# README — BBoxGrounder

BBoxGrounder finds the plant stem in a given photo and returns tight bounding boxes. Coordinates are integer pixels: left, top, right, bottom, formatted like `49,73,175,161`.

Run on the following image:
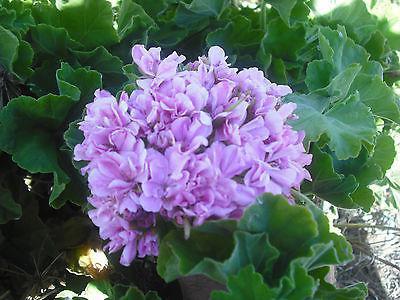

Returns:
351,242,400,273
261,0,267,33
334,223,400,232
291,189,314,205
0,291,10,300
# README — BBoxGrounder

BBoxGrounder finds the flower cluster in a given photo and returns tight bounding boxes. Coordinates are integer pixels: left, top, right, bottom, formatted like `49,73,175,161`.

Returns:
74,45,312,266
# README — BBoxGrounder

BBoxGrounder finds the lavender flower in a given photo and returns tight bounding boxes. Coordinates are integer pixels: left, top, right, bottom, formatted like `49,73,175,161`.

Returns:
74,45,312,266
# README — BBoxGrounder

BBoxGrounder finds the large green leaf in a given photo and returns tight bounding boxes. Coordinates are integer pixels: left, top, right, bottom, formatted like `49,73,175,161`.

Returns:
117,0,155,40
0,94,74,207
262,17,305,61
319,26,369,74
330,134,396,211
0,62,100,207
302,146,358,208
0,0,34,36
301,199,353,266
348,74,400,123
58,0,119,49
206,15,263,55
364,30,385,59
372,134,396,174
0,6,17,30
56,62,102,122
311,267,368,300
265,0,301,26
13,40,33,80
316,0,377,43
307,26,400,124
286,92,376,159
238,195,318,264
31,23,81,57
0,25,18,72
72,46,125,91
72,46,123,75
186,0,229,17
174,3,211,31
275,263,315,300
305,59,332,91
65,281,161,300
158,193,355,292
157,220,236,283
211,265,276,300
132,0,167,19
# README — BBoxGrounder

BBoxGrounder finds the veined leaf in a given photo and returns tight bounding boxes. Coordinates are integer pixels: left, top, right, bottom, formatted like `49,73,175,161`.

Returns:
211,265,276,300
0,25,18,73
286,92,376,159
302,146,358,208
58,0,118,49
117,0,155,40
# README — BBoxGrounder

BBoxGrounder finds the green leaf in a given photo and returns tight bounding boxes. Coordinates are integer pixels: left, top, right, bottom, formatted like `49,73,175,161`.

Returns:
0,62,98,208
323,64,361,99
312,267,368,299
221,231,279,280
13,40,33,80
0,25,18,72
174,4,210,30
72,46,123,75
56,62,102,122
372,134,396,174
276,263,315,299
58,0,118,49
286,92,376,159
117,0,155,40
206,15,263,54
132,0,167,19
349,186,374,212
114,285,161,300
364,30,385,59
317,0,377,43
30,0,61,26
79,281,160,300
0,94,76,207
305,60,332,91
64,120,84,152
211,265,276,300
348,74,400,123
30,58,60,96
238,194,318,268
262,17,305,61
302,146,358,208
31,24,81,57
330,134,396,211
157,220,236,283
319,26,369,74
0,186,21,224
0,7,16,29
149,23,188,47
270,58,288,84
186,0,229,18
302,199,354,265
0,0,34,36
265,0,300,26
72,46,125,92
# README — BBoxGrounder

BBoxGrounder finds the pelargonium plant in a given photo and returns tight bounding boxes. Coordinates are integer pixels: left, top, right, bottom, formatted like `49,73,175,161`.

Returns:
74,45,312,266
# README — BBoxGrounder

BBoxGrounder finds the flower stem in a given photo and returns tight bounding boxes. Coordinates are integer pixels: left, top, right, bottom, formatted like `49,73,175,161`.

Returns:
261,0,267,33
